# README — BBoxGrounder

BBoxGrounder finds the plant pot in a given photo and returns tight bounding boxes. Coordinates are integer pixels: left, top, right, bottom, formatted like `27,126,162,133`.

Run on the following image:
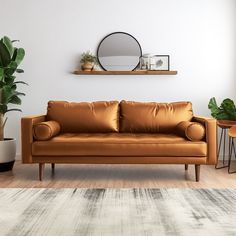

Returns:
0,138,16,172
217,120,236,129
81,62,94,71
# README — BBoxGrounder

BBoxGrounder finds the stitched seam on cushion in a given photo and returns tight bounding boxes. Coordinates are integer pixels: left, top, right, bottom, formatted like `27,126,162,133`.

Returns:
43,141,206,144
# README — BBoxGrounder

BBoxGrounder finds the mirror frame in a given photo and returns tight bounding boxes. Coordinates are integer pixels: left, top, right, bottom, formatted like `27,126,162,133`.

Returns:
97,32,142,71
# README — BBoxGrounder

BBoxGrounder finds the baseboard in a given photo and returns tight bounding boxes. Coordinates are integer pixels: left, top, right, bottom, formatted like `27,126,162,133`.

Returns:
16,153,21,161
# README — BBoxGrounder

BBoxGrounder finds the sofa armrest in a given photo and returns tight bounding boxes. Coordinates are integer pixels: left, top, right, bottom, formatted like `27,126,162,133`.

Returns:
21,115,46,163
192,116,217,164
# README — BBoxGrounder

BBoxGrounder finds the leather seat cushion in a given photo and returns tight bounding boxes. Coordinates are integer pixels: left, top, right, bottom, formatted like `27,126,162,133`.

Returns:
32,133,207,157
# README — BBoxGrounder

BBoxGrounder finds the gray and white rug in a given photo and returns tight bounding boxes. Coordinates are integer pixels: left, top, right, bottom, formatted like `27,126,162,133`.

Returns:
0,188,236,236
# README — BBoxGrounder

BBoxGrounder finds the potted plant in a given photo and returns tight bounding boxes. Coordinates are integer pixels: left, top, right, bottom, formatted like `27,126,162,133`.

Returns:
0,36,26,172
208,97,236,125
80,51,97,71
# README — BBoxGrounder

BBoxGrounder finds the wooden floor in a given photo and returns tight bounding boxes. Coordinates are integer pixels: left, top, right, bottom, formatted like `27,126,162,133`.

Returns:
0,161,236,188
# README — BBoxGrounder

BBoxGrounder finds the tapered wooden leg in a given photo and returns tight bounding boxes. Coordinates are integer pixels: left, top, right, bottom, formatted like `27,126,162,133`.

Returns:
51,163,55,172
195,164,200,182
185,164,188,170
39,163,45,181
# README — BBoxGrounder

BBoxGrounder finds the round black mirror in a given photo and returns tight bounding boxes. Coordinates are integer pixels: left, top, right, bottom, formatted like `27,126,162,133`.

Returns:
97,32,142,71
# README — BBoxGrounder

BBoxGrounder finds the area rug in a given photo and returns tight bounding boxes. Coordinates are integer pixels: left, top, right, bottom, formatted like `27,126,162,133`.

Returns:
0,188,236,236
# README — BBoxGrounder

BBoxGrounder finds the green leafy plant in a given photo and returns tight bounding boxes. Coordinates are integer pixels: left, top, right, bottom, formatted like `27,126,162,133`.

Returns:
208,97,236,120
0,36,26,140
80,51,97,64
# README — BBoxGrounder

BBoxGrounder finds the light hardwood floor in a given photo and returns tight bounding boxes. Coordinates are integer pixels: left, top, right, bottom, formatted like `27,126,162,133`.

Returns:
0,161,236,188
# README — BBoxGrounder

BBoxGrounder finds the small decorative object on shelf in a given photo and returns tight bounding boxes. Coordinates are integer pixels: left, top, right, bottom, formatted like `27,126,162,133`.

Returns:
140,54,151,70
150,55,169,71
80,51,97,71
140,54,170,71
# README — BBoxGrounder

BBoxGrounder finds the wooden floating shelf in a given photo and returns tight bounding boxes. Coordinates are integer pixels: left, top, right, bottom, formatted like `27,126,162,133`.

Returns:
74,70,178,75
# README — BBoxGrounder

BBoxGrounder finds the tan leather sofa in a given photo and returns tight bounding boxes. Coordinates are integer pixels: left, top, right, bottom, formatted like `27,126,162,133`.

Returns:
21,100,217,181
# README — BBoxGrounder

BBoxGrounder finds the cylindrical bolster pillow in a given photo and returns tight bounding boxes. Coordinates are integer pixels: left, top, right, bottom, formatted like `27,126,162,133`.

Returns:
33,121,60,141
176,121,205,141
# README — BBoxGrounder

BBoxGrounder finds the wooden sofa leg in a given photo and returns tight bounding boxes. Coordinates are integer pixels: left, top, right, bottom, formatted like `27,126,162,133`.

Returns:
51,163,55,173
39,163,45,181
185,164,188,170
195,164,200,182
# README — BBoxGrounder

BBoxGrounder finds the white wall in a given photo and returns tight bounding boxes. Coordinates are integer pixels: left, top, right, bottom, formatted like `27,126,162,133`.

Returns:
0,0,236,156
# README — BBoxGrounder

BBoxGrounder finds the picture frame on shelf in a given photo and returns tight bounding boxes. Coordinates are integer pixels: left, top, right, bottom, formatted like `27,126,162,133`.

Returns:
149,55,170,71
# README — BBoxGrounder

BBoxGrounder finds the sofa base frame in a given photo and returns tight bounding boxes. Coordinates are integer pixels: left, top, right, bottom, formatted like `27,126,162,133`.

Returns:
38,163,201,182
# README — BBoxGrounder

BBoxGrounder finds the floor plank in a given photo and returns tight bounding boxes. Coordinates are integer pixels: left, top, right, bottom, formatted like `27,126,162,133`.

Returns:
0,161,236,188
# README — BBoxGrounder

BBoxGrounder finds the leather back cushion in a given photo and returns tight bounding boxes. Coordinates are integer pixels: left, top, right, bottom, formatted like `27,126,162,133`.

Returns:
120,101,193,133
47,101,119,133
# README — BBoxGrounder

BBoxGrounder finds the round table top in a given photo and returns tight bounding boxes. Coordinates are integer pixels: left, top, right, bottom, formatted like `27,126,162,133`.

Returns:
217,120,236,129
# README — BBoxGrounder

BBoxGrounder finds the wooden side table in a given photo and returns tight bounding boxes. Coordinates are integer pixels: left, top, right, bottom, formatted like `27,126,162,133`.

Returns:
228,126,236,173
215,120,236,169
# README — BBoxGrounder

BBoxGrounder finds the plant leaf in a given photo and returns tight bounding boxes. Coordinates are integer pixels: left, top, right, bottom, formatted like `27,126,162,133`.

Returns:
4,75,15,85
6,108,22,113
11,84,16,90
3,36,14,58
15,91,25,96
208,97,236,120
0,81,4,87
0,104,7,114
0,40,11,66
1,85,14,104
13,81,28,85
16,68,24,73
0,68,3,81
13,48,25,66
208,97,220,119
5,61,17,75
9,95,21,105
221,99,236,120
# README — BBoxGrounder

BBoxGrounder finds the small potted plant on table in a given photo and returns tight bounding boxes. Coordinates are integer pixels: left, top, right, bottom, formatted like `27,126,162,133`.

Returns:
0,36,26,171
208,97,236,124
80,51,97,71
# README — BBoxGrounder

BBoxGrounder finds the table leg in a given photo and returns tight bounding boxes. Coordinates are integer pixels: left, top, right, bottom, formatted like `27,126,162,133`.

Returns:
215,128,229,169
228,138,236,174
